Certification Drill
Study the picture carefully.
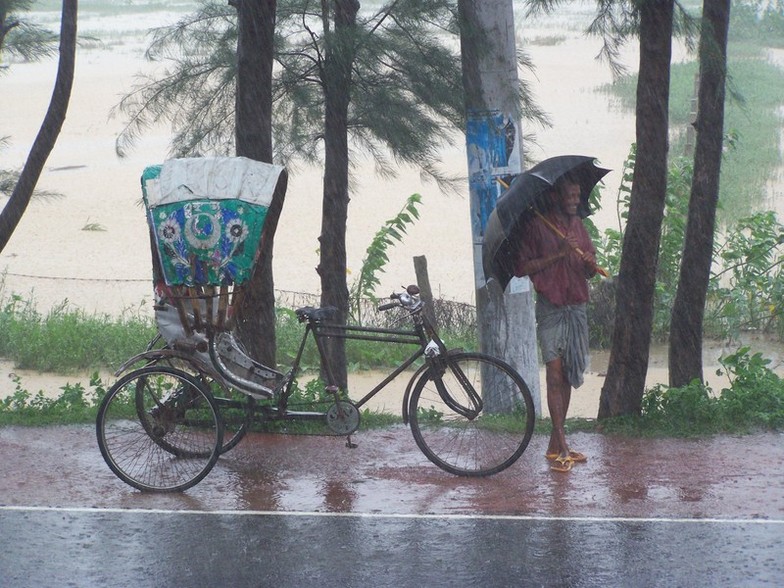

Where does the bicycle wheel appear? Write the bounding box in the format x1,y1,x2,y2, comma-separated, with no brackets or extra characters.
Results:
209,384,254,454
409,352,535,476
136,353,253,455
96,366,223,492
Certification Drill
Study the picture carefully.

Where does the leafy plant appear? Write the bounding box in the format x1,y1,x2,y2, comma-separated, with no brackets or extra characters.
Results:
592,141,784,343
599,345,784,436
717,346,784,429
81,218,106,231
349,193,422,325
0,373,106,425
709,212,784,339
638,380,721,435
589,145,692,344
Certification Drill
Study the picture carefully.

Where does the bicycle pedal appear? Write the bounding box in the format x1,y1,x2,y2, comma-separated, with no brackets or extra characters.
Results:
345,436,357,449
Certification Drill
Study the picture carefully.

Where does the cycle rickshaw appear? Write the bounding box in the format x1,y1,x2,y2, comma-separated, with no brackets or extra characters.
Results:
95,157,535,492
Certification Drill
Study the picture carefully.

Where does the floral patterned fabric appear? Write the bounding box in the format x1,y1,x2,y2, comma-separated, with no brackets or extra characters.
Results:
142,164,269,286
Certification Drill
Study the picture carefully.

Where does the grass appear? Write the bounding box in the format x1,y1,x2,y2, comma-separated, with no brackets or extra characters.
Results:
598,35,784,224
0,286,475,429
0,291,155,373
6,369,782,437
0,281,479,374
3,325,783,437
2,285,783,436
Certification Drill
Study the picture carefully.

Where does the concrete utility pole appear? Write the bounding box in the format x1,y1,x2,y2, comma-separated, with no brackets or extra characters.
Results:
459,0,540,413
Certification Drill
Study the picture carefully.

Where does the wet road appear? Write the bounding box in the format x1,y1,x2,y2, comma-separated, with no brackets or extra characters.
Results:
1,425,783,586
2,507,782,586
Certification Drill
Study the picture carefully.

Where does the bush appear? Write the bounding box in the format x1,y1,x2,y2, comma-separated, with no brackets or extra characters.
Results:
602,346,784,436
0,374,107,426
718,347,784,429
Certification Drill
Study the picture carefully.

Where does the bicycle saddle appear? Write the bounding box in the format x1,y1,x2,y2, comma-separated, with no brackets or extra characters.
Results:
295,306,339,323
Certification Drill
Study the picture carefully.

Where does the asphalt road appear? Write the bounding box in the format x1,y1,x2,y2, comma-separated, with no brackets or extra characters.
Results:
1,425,783,586
2,506,782,587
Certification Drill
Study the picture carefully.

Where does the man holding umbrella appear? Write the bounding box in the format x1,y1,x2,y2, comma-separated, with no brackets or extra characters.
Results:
513,175,599,473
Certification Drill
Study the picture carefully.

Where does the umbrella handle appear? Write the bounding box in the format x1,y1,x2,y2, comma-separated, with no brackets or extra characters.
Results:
533,210,609,278
494,176,609,278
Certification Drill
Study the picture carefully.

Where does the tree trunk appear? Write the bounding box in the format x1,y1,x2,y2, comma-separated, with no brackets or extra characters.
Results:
458,0,540,415
0,0,77,254
317,0,359,390
232,0,284,368
599,0,674,418
669,0,731,387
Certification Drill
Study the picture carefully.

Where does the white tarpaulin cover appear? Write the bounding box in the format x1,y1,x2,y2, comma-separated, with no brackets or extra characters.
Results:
144,156,285,208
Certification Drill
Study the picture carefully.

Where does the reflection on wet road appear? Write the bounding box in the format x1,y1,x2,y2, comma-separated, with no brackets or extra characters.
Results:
2,507,783,587
2,426,784,586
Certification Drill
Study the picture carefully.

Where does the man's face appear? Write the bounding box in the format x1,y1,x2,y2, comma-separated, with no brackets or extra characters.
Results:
557,182,581,217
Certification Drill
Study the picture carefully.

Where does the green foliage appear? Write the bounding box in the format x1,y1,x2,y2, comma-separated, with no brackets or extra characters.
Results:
652,156,692,338
717,346,784,428
0,286,156,372
601,346,784,436
599,8,784,221
592,145,636,276
589,145,692,344
4,338,782,436
285,376,335,406
0,281,475,375
0,373,106,425
670,58,784,222
273,307,320,368
638,380,721,434
0,0,59,67
349,193,422,324
594,145,784,343
729,0,784,46
709,212,784,338
114,0,471,186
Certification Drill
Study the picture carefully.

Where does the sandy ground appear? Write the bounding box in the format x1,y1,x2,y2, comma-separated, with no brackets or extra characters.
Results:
1,5,782,415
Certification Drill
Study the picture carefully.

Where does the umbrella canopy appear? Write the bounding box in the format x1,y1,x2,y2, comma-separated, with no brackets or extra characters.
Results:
482,155,610,290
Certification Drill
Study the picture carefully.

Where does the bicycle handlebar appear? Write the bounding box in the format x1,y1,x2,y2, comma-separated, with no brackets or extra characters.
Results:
377,284,423,313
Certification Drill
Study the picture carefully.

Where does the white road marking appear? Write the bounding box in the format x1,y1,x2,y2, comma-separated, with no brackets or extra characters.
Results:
1,505,782,525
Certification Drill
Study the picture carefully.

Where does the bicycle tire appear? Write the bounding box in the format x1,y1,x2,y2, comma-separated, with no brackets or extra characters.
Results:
409,352,535,477
138,352,252,454
96,366,223,492
211,386,254,454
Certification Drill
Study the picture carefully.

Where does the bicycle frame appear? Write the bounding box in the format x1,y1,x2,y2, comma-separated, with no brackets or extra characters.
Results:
294,317,432,411
206,290,461,426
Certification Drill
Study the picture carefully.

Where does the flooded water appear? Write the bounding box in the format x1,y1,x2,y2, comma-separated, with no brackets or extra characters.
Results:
5,333,784,422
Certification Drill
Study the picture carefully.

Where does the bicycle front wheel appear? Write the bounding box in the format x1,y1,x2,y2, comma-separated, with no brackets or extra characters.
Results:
96,366,223,492
409,352,535,476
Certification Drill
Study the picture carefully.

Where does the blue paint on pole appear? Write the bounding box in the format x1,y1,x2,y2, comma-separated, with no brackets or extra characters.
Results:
466,110,520,239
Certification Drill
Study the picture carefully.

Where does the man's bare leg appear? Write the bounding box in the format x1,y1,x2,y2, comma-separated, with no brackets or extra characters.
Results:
545,357,570,457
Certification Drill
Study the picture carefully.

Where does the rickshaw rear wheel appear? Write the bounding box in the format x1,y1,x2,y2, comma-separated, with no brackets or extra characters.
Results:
96,366,223,492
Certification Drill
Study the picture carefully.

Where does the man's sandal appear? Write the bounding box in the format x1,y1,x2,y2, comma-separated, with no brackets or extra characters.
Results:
546,450,588,463
550,455,573,473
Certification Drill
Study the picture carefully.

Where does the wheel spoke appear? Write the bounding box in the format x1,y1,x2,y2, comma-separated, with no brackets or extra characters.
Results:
410,353,535,476
96,366,223,492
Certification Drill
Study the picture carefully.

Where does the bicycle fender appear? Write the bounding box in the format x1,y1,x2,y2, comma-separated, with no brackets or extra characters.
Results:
402,348,464,424
402,363,430,425
113,348,216,379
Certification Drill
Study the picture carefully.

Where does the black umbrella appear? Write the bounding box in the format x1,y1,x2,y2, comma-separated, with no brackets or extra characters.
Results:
482,155,611,290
